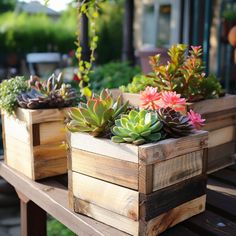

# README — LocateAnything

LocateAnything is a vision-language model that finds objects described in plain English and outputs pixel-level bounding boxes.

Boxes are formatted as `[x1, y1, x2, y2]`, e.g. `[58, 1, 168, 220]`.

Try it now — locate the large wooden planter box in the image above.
[2, 108, 68, 180]
[68, 131, 208, 235]
[112, 90, 236, 174]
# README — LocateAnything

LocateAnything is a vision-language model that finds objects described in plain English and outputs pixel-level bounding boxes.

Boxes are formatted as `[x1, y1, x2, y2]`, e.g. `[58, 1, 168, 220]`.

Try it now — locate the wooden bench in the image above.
[0, 157, 236, 236]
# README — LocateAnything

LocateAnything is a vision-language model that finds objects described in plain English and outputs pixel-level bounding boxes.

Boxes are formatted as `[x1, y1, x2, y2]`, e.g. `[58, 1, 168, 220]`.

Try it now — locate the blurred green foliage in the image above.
[0, 0, 17, 13]
[90, 61, 141, 92]
[0, 11, 77, 53]
[47, 218, 75, 236]
[96, 0, 124, 64]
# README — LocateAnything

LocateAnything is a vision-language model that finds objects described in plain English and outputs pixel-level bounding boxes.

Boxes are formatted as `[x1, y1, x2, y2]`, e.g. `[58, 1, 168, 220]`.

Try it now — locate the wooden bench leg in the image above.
[16, 190, 47, 236]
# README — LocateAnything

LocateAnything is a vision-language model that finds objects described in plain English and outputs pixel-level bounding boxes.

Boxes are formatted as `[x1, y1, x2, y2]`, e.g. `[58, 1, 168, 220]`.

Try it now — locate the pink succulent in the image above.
[161, 91, 186, 112]
[191, 45, 202, 53]
[187, 109, 205, 130]
[140, 87, 162, 110]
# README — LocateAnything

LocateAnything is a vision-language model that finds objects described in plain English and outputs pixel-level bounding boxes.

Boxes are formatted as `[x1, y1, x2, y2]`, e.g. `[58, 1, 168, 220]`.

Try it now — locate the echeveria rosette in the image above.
[187, 109, 205, 130]
[157, 107, 195, 138]
[67, 89, 129, 137]
[17, 73, 77, 109]
[111, 110, 163, 145]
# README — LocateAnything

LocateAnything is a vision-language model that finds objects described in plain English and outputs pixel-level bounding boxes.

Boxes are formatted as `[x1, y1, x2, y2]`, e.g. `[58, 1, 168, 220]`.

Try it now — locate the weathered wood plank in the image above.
[72, 172, 139, 221]
[189, 94, 236, 115]
[208, 126, 235, 148]
[71, 148, 138, 190]
[210, 169, 236, 187]
[4, 136, 33, 179]
[139, 131, 208, 165]
[138, 164, 153, 194]
[206, 189, 236, 222]
[70, 132, 139, 163]
[3, 114, 30, 144]
[207, 142, 235, 174]
[74, 198, 139, 235]
[32, 124, 40, 146]
[152, 150, 203, 191]
[140, 175, 206, 221]
[34, 157, 67, 179]
[33, 143, 67, 161]
[144, 195, 206, 236]
[184, 210, 236, 236]
[39, 121, 65, 145]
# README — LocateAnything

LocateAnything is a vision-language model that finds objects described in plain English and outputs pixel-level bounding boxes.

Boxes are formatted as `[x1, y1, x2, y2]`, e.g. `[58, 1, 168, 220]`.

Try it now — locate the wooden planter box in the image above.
[2, 108, 68, 180]
[68, 131, 208, 235]
[112, 90, 236, 174]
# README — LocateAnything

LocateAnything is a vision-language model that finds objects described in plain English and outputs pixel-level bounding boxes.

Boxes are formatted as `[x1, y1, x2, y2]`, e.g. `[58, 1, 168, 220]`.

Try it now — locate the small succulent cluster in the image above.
[17, 73, 77, 109]
[120, 44, 222, 102]
[67, 89, 128, 137]
[112, 110, 163, 145]
[157, 107, 194, 138]
[67, 87, 205, 145]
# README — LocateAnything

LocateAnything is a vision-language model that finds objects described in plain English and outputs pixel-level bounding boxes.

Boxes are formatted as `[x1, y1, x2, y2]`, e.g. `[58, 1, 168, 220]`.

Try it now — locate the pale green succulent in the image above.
[112, 110, 163, 145]
[67, 89, 128, 137]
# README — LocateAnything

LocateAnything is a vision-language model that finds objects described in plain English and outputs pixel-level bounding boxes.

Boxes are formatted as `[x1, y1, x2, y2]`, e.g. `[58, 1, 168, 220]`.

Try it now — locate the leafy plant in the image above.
[157, 107, 194, 138]
[120, 75, 156, 94]
[67, 89, 128, 137]
[121, 44, 222, 102]
[112, 110, 163, 145]
[90, 62, 141, 92]
[17, 73, 77, 109]
[0, 76, 28, 114]
[222, 9, 236, 21]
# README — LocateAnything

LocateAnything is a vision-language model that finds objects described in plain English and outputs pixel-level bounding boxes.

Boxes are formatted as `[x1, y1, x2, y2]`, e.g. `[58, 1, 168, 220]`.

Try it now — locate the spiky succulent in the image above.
[67, 89, 128, 137]
[17, 73, 77, 109]
[157, 107, 194, 138]
[112, 110, 163, 145]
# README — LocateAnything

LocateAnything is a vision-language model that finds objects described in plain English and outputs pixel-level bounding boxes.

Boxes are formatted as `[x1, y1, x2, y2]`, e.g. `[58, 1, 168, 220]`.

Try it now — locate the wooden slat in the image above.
[189, 94, 236, 115]
[27, 108, 67, 124]
[210, 169, 236, 186]
[138, 164, 153, 194]
[4, 136, 33, 179]
[208, 126, 235, 148]
[152, 150, 203, 191]
[3, 114, 30, 144]
[39, 121, 65, 145]
[206, 189, 236, 222]
[71, 148, 138, 190]
[33, 143, 67, 161]
[139, 131, 208, 165]
[140, 175, 206, 221]
[184, 210, 236, 236]
[72, 172, 139, 221]
[74, 198, 139, 235]
[34, 157, 67, 180]
[207, 142, 235, 174]
[70, 132, 139, 163]
[144, 195, 206, 236]
[204, 110, 236, 131]
[0, 162, 129, 236]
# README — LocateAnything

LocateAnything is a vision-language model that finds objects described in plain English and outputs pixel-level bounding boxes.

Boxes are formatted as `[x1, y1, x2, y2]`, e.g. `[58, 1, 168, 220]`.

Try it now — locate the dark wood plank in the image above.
[0, 162, 129, 236]
[206, 189, 236, 222]
[184, 210, 236, 236]
[140, 175, 206, 221]
[207, 142, 235, 173]
[210, 169, 236, 186]
[32, 123, 40, 146]
[161, 225, 200, 236]
[227, 164, 236, 171]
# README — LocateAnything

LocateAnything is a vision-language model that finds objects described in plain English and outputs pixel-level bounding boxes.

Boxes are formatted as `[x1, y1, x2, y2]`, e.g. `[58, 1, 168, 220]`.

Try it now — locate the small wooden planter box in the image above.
[112, 90, 236, 173]
[2, 108, 68, 180]
[68, 131, 208, 235]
